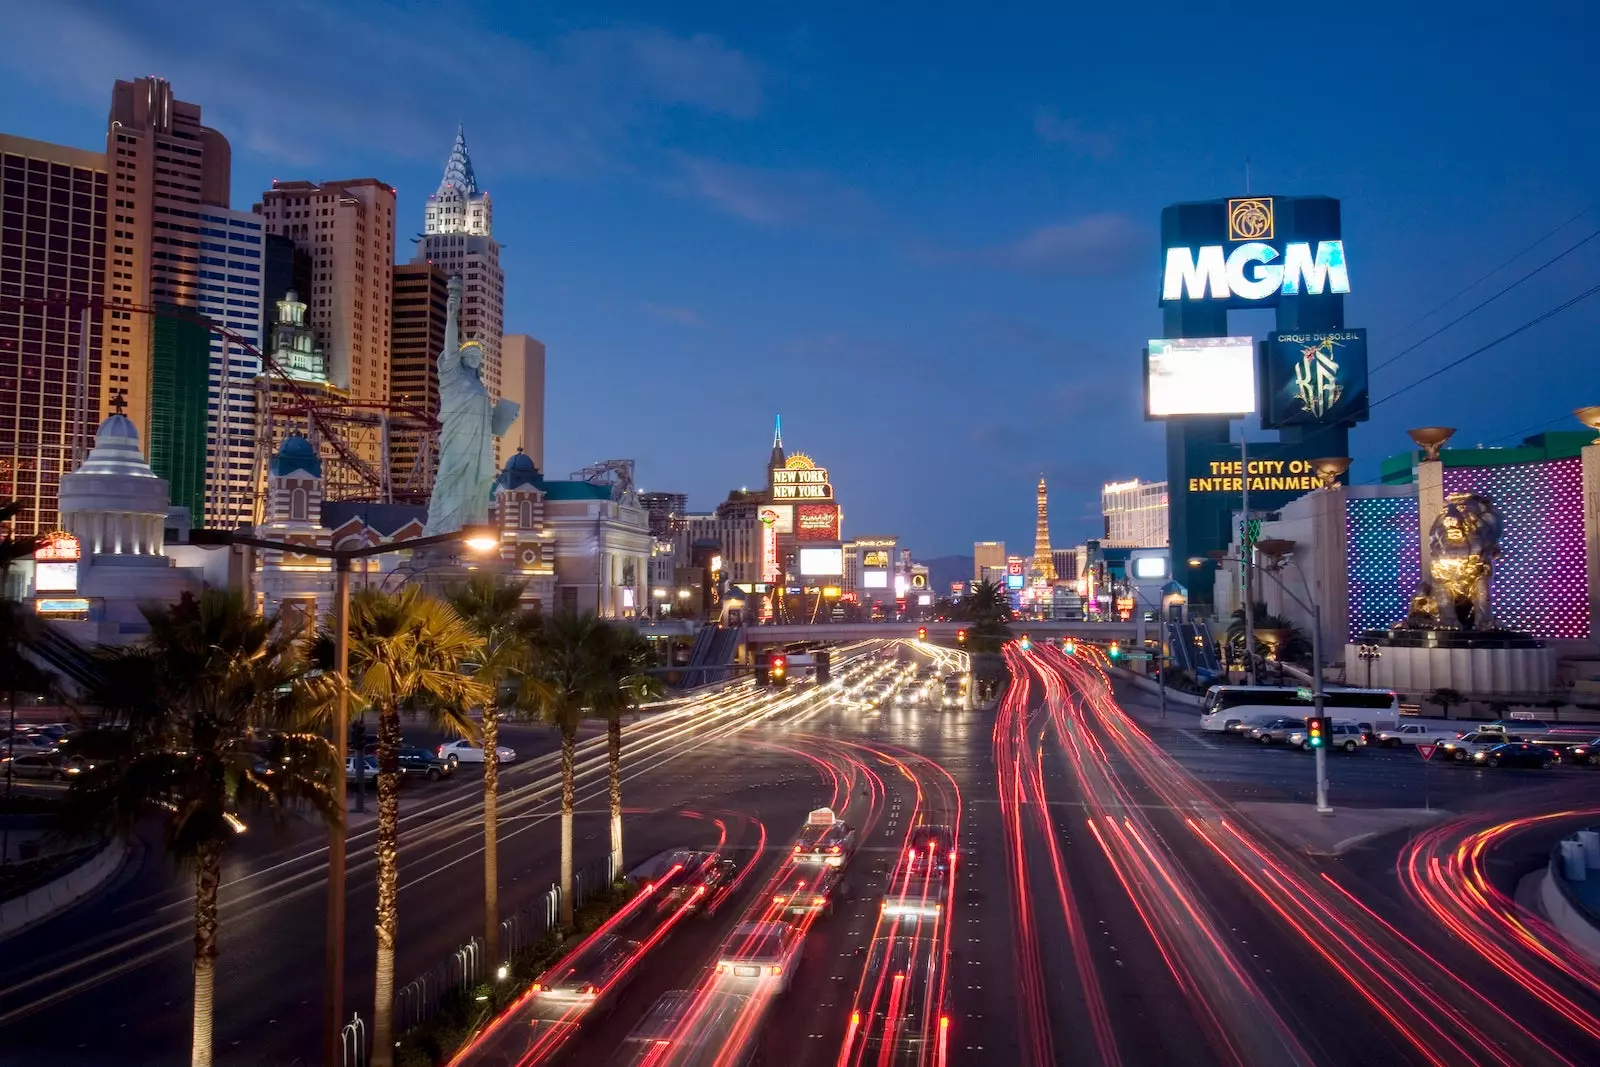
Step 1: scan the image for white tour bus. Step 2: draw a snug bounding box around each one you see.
[1198,685,1400,732]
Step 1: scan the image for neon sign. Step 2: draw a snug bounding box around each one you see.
[1162,240,1349,302]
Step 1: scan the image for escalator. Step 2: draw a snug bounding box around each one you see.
[23,624,102,693]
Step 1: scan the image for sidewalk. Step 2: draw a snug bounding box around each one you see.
[1232,801,1447,857]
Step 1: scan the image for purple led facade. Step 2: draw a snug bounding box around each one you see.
[1345,496,1420,640]
[1442,459,1589,639]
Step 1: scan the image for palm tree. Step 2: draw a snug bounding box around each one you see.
[1227,602,1311,667]
[66,589,337,1067]
[963,578,1013,627]
[445,576,546,964]
[588,625,664,879]
[319,586,489,1067]
[529,612,613,926]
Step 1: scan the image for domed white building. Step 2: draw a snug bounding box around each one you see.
[37,410,213,643]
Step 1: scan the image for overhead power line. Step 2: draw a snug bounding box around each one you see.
[1370,221,1600,375]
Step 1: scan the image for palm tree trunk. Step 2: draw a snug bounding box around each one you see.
[191,839,221,1067]
[371,705,402,1067]
[482,705,500,964]
[559,724,576,927]
[607,716,623,881]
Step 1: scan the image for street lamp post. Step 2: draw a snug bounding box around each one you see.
[189,524,499,1067]
[1357,643,1383,689]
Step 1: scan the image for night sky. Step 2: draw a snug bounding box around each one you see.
[4,3,1597,556]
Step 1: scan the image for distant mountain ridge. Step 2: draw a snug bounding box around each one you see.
[920,555,973,595]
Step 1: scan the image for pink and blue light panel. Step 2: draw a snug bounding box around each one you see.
[1442,459,1589,639]
[1345,496,1420,641]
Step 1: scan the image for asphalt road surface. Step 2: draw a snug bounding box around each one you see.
[5,642,1600,1066]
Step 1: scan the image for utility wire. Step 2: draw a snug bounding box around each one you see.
[1371,281,1600,409]
[1381,204,1592,344]
[1370,222,1600,374]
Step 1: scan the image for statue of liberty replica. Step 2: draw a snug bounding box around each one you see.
[424,275,519,535]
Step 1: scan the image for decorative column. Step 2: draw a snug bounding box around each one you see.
[1408,428,1455,586]
[1578,408,1600,637]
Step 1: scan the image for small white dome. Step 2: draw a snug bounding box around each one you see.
[78,413,158,479]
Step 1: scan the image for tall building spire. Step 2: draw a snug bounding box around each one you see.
[439,123,477,197]
[769,413,786,472]
[1034,475,1057,582]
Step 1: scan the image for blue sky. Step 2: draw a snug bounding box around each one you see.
[4,2,1598,556]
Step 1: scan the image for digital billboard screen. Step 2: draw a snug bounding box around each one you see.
[1145,337,1256,417]
[758,505,794,534]
[1263,329,1369,428]
[798,548,844,576]
[794,503,840,541]
[861,550,890,568]
[1005,573,1025,591]
[1132,556,1168,579]
[862,570,889,589]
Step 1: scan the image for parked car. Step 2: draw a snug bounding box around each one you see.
[1471,743,1554,770]
[344,755,379,786]
[1288,722,1367,753]
[1249,717,1308,745]
[436,739,517,766]
[1,751,75,781]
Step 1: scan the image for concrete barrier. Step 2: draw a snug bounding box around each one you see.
[1108,665,1205,709]
[0,837,128,938]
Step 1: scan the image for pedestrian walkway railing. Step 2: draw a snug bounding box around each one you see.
[340,1013,365,1067]
[395,855,619,1032]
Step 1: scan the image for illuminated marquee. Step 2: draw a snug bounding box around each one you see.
[794,504,840,541]
[772,453,833,500]
[1162,240,1349,303]
[1187,459,1324,494]
[33,531,80,595]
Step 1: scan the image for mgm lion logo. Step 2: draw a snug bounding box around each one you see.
[1427,491,1502,631]
[1228,197,1274,241]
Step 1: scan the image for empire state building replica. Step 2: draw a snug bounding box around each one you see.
[1032,476,1056,583]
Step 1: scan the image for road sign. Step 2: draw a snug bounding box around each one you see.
[1416,743,1436,761]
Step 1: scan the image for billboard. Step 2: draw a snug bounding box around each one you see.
[1160,197,1350,308]
[772,453,832,500]
[798,547,844,576]
[1146,337,1256,417]
[794,503,840,541]
[1263,329,1369,428]
[862,570,889,589]
[758,504,794,534]
[861,550,890,568]
[1005,573,1025,591]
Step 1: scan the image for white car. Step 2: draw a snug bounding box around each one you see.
[436,739,517,765]
[715,921,802,994]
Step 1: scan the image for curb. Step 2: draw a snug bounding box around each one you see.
[0,837,130,938]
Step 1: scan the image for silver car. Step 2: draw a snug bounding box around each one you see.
[1249,717,1308,745]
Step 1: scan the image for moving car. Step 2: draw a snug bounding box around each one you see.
[1248,717,1308,745]
[715,921,802,994]
[661,852,742,917]
[619,990,750,1063]
[1564,737,1600,766]
[436,739,518,765]
[1471,743,1554,770]
[773,864,848,919]
[1288,722,1367,752]
[844,934,951,1060]
[531,933,641,1013]
[396,746,455,781]
[1375,723,1451,748]
[1434,731,1523,762]
[882,825,955,920]
[0,750,85,781]
[793,807,857,867]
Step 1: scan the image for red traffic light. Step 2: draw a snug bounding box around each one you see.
[917,627,927,640]
[770,653,787,679]
[956,629,967,644]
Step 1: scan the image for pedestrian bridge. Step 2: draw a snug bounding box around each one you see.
[742,619,1141,645]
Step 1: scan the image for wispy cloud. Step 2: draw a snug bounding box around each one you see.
[928,213,1150,277]
[675,155,871,228]
[638,302,707,328]
[1,2,765,176]
[1032,108,1117,160]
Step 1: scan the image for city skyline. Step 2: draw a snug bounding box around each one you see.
[2,4,1597,554]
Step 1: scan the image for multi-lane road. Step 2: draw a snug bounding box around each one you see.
[4,640,1600,1066]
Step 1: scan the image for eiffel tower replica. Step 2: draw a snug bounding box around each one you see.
[1032,476,1057,582]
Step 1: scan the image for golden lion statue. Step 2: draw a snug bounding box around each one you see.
[1427,491,1502,630]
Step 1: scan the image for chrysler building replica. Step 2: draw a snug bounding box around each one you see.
[413,126,505,429]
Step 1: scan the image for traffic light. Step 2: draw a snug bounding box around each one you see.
[1306,716,1329,749]
[1063,638,1076,655]
[1108,641,1121,660]
[815,650,831,685]
[1019,633,1032,651]
[770,652,788,687]
[956,629,967,645]
[917,627,927,641]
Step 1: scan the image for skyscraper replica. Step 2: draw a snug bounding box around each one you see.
[413,127,505,459]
